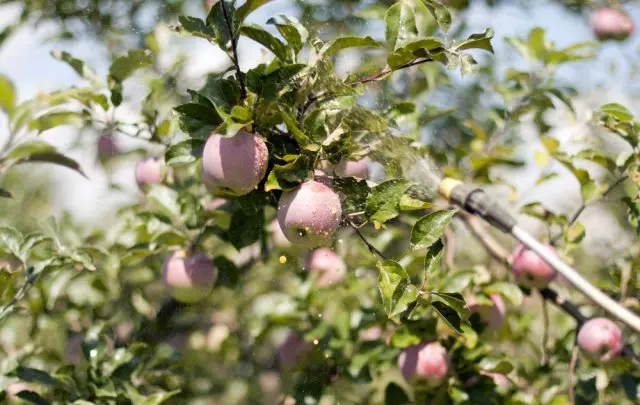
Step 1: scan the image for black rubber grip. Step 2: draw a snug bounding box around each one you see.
[449,185,516,233]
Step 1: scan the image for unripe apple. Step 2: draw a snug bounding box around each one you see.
[511,243,557,289]
[135,157,164,188]
[97,135,120,159]
[277,180,342,248]
[202,130,269,196]
[277,332,311,368]
[334,158,369,179]
[591,7,634,41]
[467,293,506,330]
[162,249,217,304]
[305,248,347,287]
[577,317,623,362]
[398,342,449,384]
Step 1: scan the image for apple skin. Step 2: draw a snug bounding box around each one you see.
[398,342,449,384]
[480,371,512,390]
[269,219,291,248]
[277,332,312,369]
[467,293,506,330]
[511,243,557,289]
[97,135,120,159]
[202,130,269,197]
[334,158,369,179]
[162,249,217,304]
[203,198,227,212]
[0,257,22,272]
[277,180,342,248]
[577,317,623,362]
[591,7,634,41]
[305,248,347,287]
[135,157,164,188]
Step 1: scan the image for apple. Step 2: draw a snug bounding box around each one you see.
[97,135,119,159]
[277,180,342,248]
[359,325,383,341]
[467,293,506,330]
[162,249,217,304]
[202,130,269,196]
[277,332,311,368]
[269,219,291,248]
[305,248,347,287]
[511,243,557,289]
[334,158,369,179]
[577,317,623,362]
[398,342,449,384]
[591,7,634,41]
[135,157,164,188]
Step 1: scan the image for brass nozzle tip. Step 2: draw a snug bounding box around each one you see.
[439,178,463,201]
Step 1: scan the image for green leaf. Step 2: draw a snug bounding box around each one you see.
[266,15,308,55]
[0,226,22,256]
[15,367,62,387]
[279,109,318,150]
[176,16,216,42]
[377,260,419,319]
[333,177,370,212]
[51,50,97,81]
[16,391,50,405]
[454,28,495,53]
[240,24,288,61]
[564,222,586,244]
[441,270,474,293]
[459,53,479,76]
[431,301,464,334]
[8,141,86,177]
[227,208,264,250]
[146,185,181,219]
[0,74,16,113]
[385,2,418,50]
[484,282,523,306]
[0,188,12,198]
[431,292,469,320]
[165,139,205,166]
[236,0,275,22]
[29,111,83,134]
[387,37,445,70]
[321,36,380,56]
[410,209,456,250]
[265,155,313,191]
[423,239,444,284]
[108,49,153,82]
[365,179,415,224]
[399,194,433,211]
[419,0,452,33]
[598,103,634,121]
[479,356,514,374]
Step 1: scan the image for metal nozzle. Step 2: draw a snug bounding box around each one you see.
[438,178,516,233]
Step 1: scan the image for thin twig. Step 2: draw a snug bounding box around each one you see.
[0,269,40,323]
[220,0,246,99]
[346,218,387,260]
[541,298,550,366]
[460,213,510,266]
[568,346,579,405]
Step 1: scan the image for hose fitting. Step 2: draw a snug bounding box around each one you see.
[439,178,516,233]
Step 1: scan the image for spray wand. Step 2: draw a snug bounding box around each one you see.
[438,177,640,335]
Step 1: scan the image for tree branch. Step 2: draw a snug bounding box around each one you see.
[346,218,387,260]
[220,0,246,99]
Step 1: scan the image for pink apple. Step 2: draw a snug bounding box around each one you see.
[162,249,217,303]
[269,219,291,248]
[511,244,557,289]
[467,293,506,330]
[577,317,623,362]
[277,180,342,248]
[591,7,634,41]
[135,157,164,188]
[359,325,383,341]
[334,158,369,179]
[202,130,269,196]
[305,248,347,287]
[277,332,311,368]
[398,342,449,384]
[204,198,226,212]
[97,135,120,159]
[480,371,512,390]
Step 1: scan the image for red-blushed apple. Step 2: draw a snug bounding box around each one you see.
[577,317,623,362]
[135,157,164,188]
[334,158,369,179]
[162,249,217,304]
[0,257,22,272]
[591,7,634,41]
[269,219,291,248]
[277,180,342,248]
[359,325,383,341]
[305,248,347,287]
[398,342,449,384]
[277,332,312,369]
[467,293,506,330]
[97,135,119,159]
[202,130,269,196]
[511,243,557,289]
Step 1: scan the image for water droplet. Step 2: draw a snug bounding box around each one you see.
[279,255,287,264]
[313,339,319,345]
